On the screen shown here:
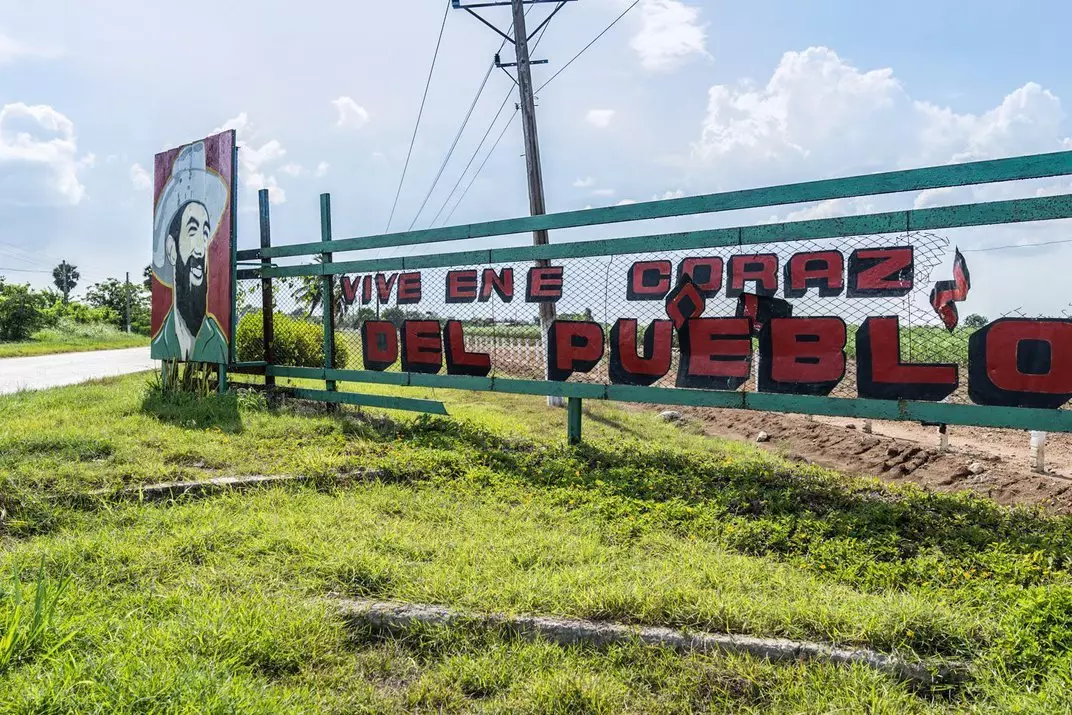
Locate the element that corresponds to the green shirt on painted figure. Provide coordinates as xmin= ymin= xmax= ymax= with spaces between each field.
xmin=151 ymin=309 xmax=228 ymax=365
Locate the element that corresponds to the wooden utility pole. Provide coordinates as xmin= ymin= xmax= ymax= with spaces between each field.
xmin=454 ymin=0 xmax=573 ymax=408
xmin=510 ymin=0 xmax=563 ymax=407
xmin=511 ymin=0 xmax=548 ymax=254
xmin=124 ymin=271 xmax=131 ymax=333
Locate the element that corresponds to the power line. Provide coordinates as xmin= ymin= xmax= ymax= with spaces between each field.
xmin=442 ymin=0 xmax=636 ymax=224
xmin=961 ymin=237 xmax=1072 ymax=253
xmin=536 ymin=0 xmax=640 ymax=93
xmin=414 ymin=3 xmax=540 ymax=230
xmin=408 ymin=60 xmax=496 ymax=230
xmin=384 ymin=0 xmax=451 ymax=232
xmin=0 ymin=241 xmax=60 ymax=267
xmin=0 ymin=266 xmax=51 ymax=274
xmin=443 ymin=109 xmax=519 ymax=226
xmin=436 ymin=8 xmax=556 ymax=226
xmin=429 ymin=87 xmax=513 ymax=227
xmin=0 ymin=251 xmax=52 ymax=270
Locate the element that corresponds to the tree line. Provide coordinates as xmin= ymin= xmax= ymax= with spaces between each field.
xmin=0 ymin=263 xmax=152 ymax=342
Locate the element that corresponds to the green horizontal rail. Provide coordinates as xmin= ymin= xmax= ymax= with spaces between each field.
xmin=261 ymin=194 xmax=1072 ymax=279
xmin=289 ymin=387 xmax=448 ymax=415
xmin=260 ymin=151 xmax=1072 ymax=260
xmin=267 ymin=366 xmax=1072 ymax=432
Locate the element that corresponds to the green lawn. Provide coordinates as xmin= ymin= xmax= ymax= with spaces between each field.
xmin=1 ymin=374 xmax=1071 ymax=712
xmin=465 ymin=324 xmax=543 ymax=340
xmin=0 ymin=322 xmax=148 ymax=359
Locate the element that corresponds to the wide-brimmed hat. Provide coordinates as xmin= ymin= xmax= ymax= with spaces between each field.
xmin=151 ymin=141 xmax=229 ymax=286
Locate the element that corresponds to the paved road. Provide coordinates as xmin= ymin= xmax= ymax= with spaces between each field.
xmin=0 ymin=347 xmax=156 ymax=395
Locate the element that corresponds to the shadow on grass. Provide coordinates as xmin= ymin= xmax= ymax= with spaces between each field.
xmin=339 ymin=411 xmax=1072 ymax=578
xmin=582 ymin=409 xmax=645 ymax=439
xmin=140 ymin=388 xmax=244 ymax=433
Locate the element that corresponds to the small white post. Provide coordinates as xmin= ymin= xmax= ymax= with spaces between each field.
xmin=937 ymin=424 xmax=949 ymax=452
xmin=1030 ymin=431 xmax=1047 ymax=474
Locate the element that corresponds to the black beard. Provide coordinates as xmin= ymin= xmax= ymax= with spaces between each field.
xmin=175 ymin=254 xmax=207 ymax=337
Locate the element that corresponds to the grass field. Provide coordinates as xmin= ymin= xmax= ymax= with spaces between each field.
xmin=0 ymin=320 xmax=148 ymax=359
xmin=465 ymin=324 xmax=543 ymax=340
xmin=1 ymin=374 xmax=1071 ymax=712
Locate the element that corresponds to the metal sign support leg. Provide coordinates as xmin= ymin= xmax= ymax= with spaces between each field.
xmin=567 ymin=397 xmax=582 ymax=444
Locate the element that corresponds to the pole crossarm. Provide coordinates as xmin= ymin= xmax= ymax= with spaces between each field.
xmin=452 ymin=0 xmax=575 ymax=7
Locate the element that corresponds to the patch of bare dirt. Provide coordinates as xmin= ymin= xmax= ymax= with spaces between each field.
xmin=668 ymin=406 xmax=1072 ymax=514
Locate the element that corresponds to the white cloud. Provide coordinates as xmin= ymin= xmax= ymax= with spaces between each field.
xmin=0 ymin=102 xmax=90 ymax=205
xmin=631 ymin=0 xmax=707 ymax=72
xmin=585 ymin=109 xmax=616 ymax=129
xmin=913 ymin=82 xmax=1066 ymax=164
xmin=913 ymin=187 xmax=956 ymax=210
xmin=129 ymin=162 xmax=152 ymax=191
xmin=280 ymin=163 xmax=303 ymax=177
xmin=0 ymin=32 xmax=56 ymax=64
xmin=616 ymin=199 xmax=637 ymax=206
xmin=777 ymin=197 xmax=877 ymax=223
xmin=573 ymin=176 xmax=595 ymax=188
xmin=591 ymin=188 xmax=616 ymax=197
xmin=332 ymin=96 xmax=370 ymax=129
xmin=693 ymin=47 xmax=1069 ymax=187
xmin=655 ymin=189 xmax=685 ymax=200
xmin=315 ymin=161 xmax=330 ymax=177
xmin=214 ymin=112 xmax=288 ymax=204
xmin=694 ymin=47 xmax=905 ymax=178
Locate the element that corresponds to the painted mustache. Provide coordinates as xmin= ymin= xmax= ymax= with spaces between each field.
xmin=186 ymin=255 xmax=205 ymax=286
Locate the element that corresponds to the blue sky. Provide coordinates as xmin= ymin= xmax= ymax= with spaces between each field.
xmin=0 ymin=0 xmax=1069 ymax=317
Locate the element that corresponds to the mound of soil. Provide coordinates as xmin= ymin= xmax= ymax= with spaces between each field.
xmin=669 ymin=406 xmax=1072 ymax=513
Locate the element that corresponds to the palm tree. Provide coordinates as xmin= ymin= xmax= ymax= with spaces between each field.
xmin=52 ymin=262 xmax=80 ymax=304
xmin=293 ymin=255 xmax=346 ymax=321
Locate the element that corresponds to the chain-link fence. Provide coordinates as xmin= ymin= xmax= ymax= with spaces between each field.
xmin=234 ymin=230 xmax=1030 ymax=404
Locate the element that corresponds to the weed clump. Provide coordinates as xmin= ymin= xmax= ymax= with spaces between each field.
xmin=0 ymin=560 xmax=72 ymax=674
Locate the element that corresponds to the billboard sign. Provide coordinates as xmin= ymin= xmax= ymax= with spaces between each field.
xmin=237 ymin=150 xmax=1072 ymax=432
xmin=150 ymin=130 xmax=236 ymax=364
xmin=312 ymin=236 xmax=1069 ymax=411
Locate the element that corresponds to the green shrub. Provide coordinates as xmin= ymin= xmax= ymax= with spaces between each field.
xmin=236 ymin=311 xmax=348 ymax=368
xmin=85 ymin=278 xmax=151 ymax=336
xmin=31 ymin=318 xmax=128 ymax=343
xmin=68 ymin=303 xmax=119 ymax=325
xmin=0 ymin=282 xmax=48 ymax=341
xmin=41 ymin=300 xmax=115 ymax=328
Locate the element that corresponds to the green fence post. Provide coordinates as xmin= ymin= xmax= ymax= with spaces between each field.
xmin=567 ymin=397 xmax=582 ymax=445
xmin=320 ymin=193 xmax=337 ymax=405
xmin=259 ymin=189 xmax=276 ymax=389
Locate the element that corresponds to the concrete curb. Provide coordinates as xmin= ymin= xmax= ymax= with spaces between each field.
xmin=96 ymin=474 xmax=307 ymax=502
xmin=74 ymin=469 xmax=389 ymax=504
xmin=336 ymin=598 xmax=968 ymax=688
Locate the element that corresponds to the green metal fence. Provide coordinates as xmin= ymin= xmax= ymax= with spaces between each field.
xmin=230 ymin=150 xmax=1072 ymax=442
